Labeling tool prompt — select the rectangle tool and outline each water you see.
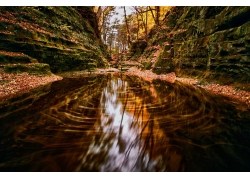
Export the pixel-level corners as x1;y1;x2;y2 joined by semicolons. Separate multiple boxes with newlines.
0;73;250;171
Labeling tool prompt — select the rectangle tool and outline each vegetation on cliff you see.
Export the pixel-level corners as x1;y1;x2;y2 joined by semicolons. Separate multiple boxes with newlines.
0;6;109;102
0;6;108;73
128;7;250;88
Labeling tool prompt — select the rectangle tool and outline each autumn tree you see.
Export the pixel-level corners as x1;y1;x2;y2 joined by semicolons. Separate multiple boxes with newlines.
133;6;149;42
148;6;160;26
106;18;120;56
93;6;171;59
132;6;171;39
122;6;132;47
94;6;117;44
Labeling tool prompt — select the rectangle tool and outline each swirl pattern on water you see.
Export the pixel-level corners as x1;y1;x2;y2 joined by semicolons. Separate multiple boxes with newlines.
0;74;250;171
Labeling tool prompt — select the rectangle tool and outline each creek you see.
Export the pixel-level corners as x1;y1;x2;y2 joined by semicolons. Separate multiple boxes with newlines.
0;73;250;171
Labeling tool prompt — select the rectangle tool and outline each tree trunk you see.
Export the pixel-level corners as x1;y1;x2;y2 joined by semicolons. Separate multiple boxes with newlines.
109;42;112;57
102;16;107;43
136;12;140;40
123;6;131;47
134;7;147;38
96;6;102;26
155;6;160;26
148;6;157;25
145;6;148;42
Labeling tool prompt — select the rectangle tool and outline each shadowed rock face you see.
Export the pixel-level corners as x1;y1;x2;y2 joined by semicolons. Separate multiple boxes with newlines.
129;7;250;85
0;7;108;73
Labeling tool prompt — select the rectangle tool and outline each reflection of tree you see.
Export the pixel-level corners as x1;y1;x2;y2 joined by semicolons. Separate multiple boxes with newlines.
146;79;250;171
0;75;109;171
123;75;232;171
117;75;183;171
1;74;250;171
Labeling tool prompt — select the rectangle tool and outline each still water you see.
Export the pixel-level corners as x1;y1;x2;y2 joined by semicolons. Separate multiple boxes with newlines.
0;73;250;171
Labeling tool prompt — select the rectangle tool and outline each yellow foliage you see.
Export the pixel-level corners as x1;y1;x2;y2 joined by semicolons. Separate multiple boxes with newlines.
136;6;171;37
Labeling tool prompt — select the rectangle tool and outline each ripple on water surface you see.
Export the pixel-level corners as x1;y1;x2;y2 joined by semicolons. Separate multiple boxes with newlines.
0;74;250;171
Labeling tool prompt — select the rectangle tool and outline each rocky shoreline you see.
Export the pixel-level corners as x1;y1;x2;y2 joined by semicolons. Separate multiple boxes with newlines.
125;67;250;109
0;72;62;103
1;67;250;109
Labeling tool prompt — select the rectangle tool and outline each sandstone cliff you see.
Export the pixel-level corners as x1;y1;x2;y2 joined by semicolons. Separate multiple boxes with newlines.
0;6;108;74
129;7;250;85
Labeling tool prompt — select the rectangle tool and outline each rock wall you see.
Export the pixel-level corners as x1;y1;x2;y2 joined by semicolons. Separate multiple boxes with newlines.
0;7;108;73
130;7;250;85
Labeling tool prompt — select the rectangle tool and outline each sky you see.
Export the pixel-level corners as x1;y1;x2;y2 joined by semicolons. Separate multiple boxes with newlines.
111;6;133;24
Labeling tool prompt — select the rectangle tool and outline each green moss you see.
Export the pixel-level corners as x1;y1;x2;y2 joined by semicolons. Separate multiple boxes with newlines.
4;63;52;75
142;61;152;70
0;54;32;64
0;7;108;73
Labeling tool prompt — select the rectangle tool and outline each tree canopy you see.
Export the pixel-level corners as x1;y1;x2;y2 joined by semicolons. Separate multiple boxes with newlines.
94;6;171;58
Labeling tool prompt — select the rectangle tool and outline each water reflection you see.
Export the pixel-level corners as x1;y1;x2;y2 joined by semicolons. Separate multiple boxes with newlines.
0;74;250;171
78;77;166;171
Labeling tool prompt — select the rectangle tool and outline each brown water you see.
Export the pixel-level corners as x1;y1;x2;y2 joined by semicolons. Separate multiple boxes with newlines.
0;73;250;171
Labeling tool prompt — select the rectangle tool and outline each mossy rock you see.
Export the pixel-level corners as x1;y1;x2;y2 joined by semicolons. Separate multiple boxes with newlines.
0;7;108;73
87;62;97;71
0;54;31;64
142;61;152;70
4;63;52;75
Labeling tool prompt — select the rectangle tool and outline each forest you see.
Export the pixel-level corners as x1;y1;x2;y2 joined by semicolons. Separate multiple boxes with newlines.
95;6;171;56
1;6;250;172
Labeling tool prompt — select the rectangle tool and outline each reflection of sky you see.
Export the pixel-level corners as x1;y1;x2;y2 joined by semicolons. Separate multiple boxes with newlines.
102;79;130;129
79;78;156;171
100;78;140;171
